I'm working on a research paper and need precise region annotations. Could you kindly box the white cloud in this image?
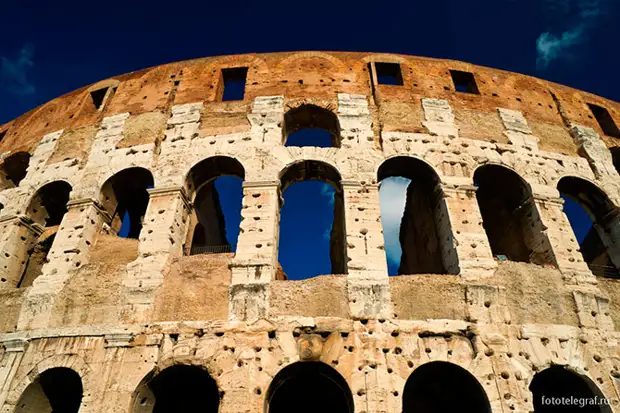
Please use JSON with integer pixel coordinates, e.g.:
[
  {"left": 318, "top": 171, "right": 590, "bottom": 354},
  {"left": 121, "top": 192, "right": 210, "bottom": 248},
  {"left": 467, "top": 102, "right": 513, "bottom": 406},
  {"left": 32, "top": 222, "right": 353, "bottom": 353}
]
[
  {"left": 535, "top": 0, "right": 605, "bottom": 69},
  {"left": 0, "top": 44, "right": 35, "bottom": 97},
  {"left": 379, "top": 177, "right": 410, "bottom": 268},
  {"left": 320, "top": 182, "right": 335, "bottom": 206}
]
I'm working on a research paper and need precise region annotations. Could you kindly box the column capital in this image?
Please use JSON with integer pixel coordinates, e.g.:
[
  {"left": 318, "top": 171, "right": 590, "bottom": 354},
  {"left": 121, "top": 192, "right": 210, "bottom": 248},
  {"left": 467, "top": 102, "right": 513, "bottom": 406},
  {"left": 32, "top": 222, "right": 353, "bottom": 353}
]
[
  {"left": 440, "top": 183, "right": 478, "bottom": 195},
  {"left": 0, "top": 214, "right": 44, "bottom": 235},
  {"left": 147, "top": 186, "right": 191, "bottom": 209},
  {"left": 1, "top": 338, "right": 28, "bottom": 353},
  {"left": 341, "top": 180, "right": 379, "bottom": 189},
  {"left": 67, "top": 198, "right": 112, "bottom": 223},
  {"left": 242, "top": 180, "right": 280, "bottom": 189},
  {"left": 531, "top": 194, "right": 565, "bottom": 207}
]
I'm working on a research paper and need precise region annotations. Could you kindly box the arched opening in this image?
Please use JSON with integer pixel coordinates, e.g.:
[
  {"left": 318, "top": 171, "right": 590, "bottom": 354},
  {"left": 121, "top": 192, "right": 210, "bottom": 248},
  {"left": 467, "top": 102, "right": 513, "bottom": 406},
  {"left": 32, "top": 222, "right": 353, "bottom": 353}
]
[
  {"left": 19, "top": 181, "right": 72, "bottom": 287},
  {"left": 184, "top": 156, "right": 244, "bottom": 255},
  {"left": 100, "top": 168, "right": 154, "bottom": 239},
  {"left": 15, "top": 367, "right": 83, "bottom": 413},
  {"left": 530, "top": 366, "right": 611, "bottom": 413},
  {"left": 474, "top": 165, "right": 555, "bottom": 265},
  {"left": 283, "top": 104, "right": 341, "bottom": 148},
  {"left": 610, "top": 147, "right": 620, "bottom": 176},
  {"left": 279, "top": 160, "right": 346, "bottom": 279},
  {"left": 378, "top": 157, "right": 455, "bottom": 275},
  {"left": 403, "top": 361, "right": 490, "bottom": 413},
  {"left": 0, "top": 151, "right": 30, "bottom": 189},
  {"left": 266, "top": 362, "right": 354, "bottom": 413},
  {"left": 132, "top": 365, "right": 220, "bottom": 413},
  {"left": 558, "top": 177, "right": 620, "bottom": 277}
]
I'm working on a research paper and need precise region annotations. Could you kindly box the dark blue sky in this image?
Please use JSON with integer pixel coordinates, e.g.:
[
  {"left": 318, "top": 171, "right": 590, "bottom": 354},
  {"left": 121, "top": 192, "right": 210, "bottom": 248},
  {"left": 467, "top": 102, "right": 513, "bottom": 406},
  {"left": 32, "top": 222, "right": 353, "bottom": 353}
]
[{"left": 2, "top": 0, "right": 618, "bottom": 278}]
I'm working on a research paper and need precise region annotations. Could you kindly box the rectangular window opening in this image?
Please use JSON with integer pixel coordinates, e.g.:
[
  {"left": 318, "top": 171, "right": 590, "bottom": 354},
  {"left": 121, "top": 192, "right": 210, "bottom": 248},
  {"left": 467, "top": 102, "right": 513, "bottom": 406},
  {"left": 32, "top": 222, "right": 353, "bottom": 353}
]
[
  {"left": 588, "top": 103, "right": 620, "bottom": 138},
  {"left": 90, "top": 87, "right": 109, "bottom": 110},
  {"left": 450, "top": 70, "right": 479, "bottom": 94},
  {"left": 375, "top": 62, "right": 403, "bottom": 86},
  {"left": 0, "top": 130, "right": 6, "bottom": 143},
  {"left": 221, "top": 67, "right": 248, "bottom": 101}
]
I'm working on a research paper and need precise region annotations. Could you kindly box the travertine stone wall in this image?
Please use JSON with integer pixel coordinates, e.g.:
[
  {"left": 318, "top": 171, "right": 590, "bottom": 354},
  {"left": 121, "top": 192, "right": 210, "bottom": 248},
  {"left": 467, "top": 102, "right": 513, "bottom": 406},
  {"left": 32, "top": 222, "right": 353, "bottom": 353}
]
[{"left": 0, "top": 51, "right": 619, "bottom": 412}]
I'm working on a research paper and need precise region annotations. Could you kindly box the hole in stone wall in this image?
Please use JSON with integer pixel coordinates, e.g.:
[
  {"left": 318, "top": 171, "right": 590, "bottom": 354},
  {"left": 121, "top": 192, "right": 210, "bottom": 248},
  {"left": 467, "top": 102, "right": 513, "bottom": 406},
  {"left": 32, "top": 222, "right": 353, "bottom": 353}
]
[
  {"left": 0, "top": 129, "right": 6, "bottom": 143},
  {"left": 450, "top": 70, "right": 480, "bottom": 94},
  {"left": 559, "top": 177, "right": 620, "bottom": 278},
  {"left": 185, "top": 156, "right": 244, "bottom": 256},
  {"left": 378, "top": 157, "right": 456, "bottom": 275},
  {"left": 221, "top": 67, "right": 248, "bottom": 101},
  {"left": 375, "top": 62, "right": 404, "bottom": 86},
  {"left": 611, "top": 148, "right": 620, "bottom": 175},
  {"left": 588, "top": 103, "right": 620, "bottom": 138},
  {"left": 15, "top": 367, "right": 83, "bottom": 413},
  {"left": 135, "top": 365, "right": 220, "bottom": 413},
  {"left": 530, "top": 366, "right": 611, "bottom": 413},
  {"left": 28, "top": 181, "right": 72, "bottom": 227},
  {"left": 266, "top": 362, "right": 354, "bottom": 413},
  {"left": 402, "top": 361, "right": 491, "bottom": 413},
  {"left": 279, "top": 160, "right": 346, "bottom": 279},
  {"left": 90, "top": 87, "right": 109, "bottom": 110},
  {"left": 1, "top": 151, "right": 30, "bottom": 187},
  {"left": 283, "top": 104, "right": 341, "bottom": 148},
  {"left": 474, "top": 165, "right": 555, "bottom": 266},
  {"left": 100, "top": 168, "right": 154, "bottom": 239}
]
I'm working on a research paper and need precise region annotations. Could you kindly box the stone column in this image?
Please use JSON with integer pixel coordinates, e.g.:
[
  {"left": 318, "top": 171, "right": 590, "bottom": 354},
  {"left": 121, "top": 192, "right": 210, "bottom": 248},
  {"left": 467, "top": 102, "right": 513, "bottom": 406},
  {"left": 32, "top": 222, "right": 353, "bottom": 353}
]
[
  {"left": 342, "top": 181, "right": 392, "bottom": 319},
  {"left": 0, "top": 339, "right": 27, "bottom": 411},
  {"left": 122, "top": 186, "right": 190, "bottom": 323},
  {"left": 337, "top": 93, "right": 375, "bottom": 150},
  {"left": 248, "top": 96, "right": 284, "bottom": 145},
  {"left": 0, "top": 216, "right": 42, "bottom": 289},
  {"left": 17, "top": 198, "right": 109, "bottom": 329},
  {"left": 229, "top": 181, "right": 280, "bottom": 322},
  {"left": 441, "top": 184, "right": 497, "bottom": 280}
]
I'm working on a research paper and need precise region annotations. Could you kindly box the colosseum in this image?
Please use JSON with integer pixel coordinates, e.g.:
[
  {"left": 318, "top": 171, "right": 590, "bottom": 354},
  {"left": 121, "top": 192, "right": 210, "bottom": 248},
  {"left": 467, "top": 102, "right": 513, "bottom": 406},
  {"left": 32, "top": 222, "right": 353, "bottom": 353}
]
[{"left": 0, "top": 51, "right": 619, "bottom": 412}]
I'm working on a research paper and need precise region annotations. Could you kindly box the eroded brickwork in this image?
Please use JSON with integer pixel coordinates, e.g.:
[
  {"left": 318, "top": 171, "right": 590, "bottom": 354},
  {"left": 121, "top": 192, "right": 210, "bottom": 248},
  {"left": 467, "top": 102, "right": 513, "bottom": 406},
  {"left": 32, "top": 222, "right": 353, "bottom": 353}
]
[{"left": 0, "top": 51, "right": 619, "bottom": 412}]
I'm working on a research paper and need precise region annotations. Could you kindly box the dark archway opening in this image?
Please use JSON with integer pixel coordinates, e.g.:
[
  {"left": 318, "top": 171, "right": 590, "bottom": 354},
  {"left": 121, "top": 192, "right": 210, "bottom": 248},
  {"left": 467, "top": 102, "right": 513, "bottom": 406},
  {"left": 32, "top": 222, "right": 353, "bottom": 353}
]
[
  {"left": 530, "top": 366, "right": 611, "bottom": 413},
  {"left": 378, "top": 157, "right": 455, "bottom": 275},
  {"left": 145, "top": 365, "right": 220, "bottom": 413},
  {"left": 474, "top": 165, "right": 555, "bottom": 265},
  {"left": 403, "top": 361, "right": 490, "bottom": 413},
  {"left": 284, "top": 104, "right": 341, "bottom": 148},
  {"left": 101, "top": 168, "right": 154, "bottom": 239},
  {"left": 279, "top": 161, "right": 346, "bottom": 279},
  {"left": 266, "top": 362, "right": 354, "bottom": 413},
  {"left": 185, "top": 156, "right": 244, "bottom": 255},
  {"left": 610, "top": 147, "right": 620, "bottom": 176},
  {"left": 1, "top": 151, "right": 30, "bottom": 189},
  {"left": 15, "top": 367, "right": 83, "bottom": 413},
  {"left": 558, "top": 177, "right": 620, "bottom": 278}
]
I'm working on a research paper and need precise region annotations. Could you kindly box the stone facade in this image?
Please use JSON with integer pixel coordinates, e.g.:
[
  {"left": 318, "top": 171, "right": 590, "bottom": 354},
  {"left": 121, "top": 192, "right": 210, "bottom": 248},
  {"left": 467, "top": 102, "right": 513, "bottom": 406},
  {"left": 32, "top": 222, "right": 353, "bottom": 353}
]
[{"left": 0, "top": 51, "right": 619, "bottom": 412}]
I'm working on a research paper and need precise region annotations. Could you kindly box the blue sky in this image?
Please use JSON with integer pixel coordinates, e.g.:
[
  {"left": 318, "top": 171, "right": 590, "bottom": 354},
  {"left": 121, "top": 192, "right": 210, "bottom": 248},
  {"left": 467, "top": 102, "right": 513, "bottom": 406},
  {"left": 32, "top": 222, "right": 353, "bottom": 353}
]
[{"left": 1, "top": 0, "right": 618, "bottom": 278}]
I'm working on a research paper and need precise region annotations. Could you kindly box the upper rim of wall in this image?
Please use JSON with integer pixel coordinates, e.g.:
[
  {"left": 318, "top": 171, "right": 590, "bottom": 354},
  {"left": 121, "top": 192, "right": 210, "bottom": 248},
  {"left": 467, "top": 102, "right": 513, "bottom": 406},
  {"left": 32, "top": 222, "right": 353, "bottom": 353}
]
[{"left": 0, "top": 50, "right": 618, "bottom": 156}]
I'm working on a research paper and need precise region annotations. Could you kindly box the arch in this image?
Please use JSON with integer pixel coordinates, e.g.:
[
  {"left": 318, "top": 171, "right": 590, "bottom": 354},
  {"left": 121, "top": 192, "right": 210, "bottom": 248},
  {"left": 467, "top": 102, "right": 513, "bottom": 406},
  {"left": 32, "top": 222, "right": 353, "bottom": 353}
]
[
  {"left": 377, "top": 156, "right": 457, "bottom": 275},
  {"left": 1, "top": 151, "right": 31, "bottom": 188},
  {"left": 529, "top": 365, "right": 611, "bottom": 413},
  {"left": 558, "top": 176, "right": 620, "bottom": 277},
  {"left": 100, "top": 167, "right": 154, "bottom": 239},
  {"left": 474, "top": 164, "right": 556, "bottom": 265},
  {"left": 131, "top": 365, "right": 220, "bottom": 413},
  {"left": 14, "top": 367, "right": 83, "bottom": 413},
  {"left": 278, "top": 160, "right": 347, "bottom": 278},
  {"left": 283, "top": 104, "right": 341, "bottom": 148},
  {"left": 610, "top": 147, "right": 620, "bottom": 175},
  {"left": 402, "top": 361, "right": 491, "bottom": 413},
  {"left": 27, "top": 181, "right": 73, "bottom": 227},
  {"left": 265, "top": 361, "right": 354, "bottom": 413},
  {"left": 184, "top": 156, "right": 245, "bottom": 255}
]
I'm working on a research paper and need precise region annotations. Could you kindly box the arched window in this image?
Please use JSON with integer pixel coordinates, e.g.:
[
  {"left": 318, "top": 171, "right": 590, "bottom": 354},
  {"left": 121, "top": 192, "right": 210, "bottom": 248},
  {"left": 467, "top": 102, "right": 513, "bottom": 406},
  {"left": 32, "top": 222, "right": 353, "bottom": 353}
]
[
  {"left": 283, "top": 104, "right": 341, "bottom": 148},
  {"left": 474, "top": 165, "right": 555, "bottom": 265},
  {"left": 610, "top": 147, "right": 620, "bottom": 176},
  {"left": 530, "top": 366, "right": 611, "bottom": 413},
  {"left": 185, "top": 156, "right": 244, "bottom": 255},
  {"left": 0, "top": 151, "right": 30, "bottom": 189},
  {"left": 132, "top": 365, "right": 219, "bottom": 413},
  {"left": 558, "top": 177, "right": 620, "bottom": 277},
  {"left": 279, "top": 160, "right": 346, "bottom": 279},
  {"left": 266, "top": 362, "right": 354, "bottom": 413},
  {"left": 403, "top": 361, "right": 490, "bottom": 413},
  {"left": 100, "top": 168, "right": 154, "bottom": 239},
  {"left": 19, "top": 181, "right": 72, "bottom": 287},
  {"left": 15, "top": 367, "right": 83, "bottom": 413},
  {"left": 378, "top": 157, "right": 456, "bottom": 275}
]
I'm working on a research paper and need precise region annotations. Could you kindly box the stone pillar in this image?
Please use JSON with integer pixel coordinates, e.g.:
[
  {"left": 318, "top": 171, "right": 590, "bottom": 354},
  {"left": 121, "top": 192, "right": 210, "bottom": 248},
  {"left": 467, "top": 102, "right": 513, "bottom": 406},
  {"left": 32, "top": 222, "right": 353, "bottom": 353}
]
[
  {"left": 0, "top": 216, "right": 42, "bottom": 289},
  {"left": 342, "top": 181, "right": 392, "bottom": 319},
  {"left": 122, "top": 186, "right": 190, "bottom": 323},
  {"left": 441, "top": 184, "right": 497, "bottom": 280},
  {"left": 531, "top": 193, "right": 595, "bottom": 284},
  {"left": 421, "top": 98, "right": 458, "bottom": 138},
  {"left": 337, "top": 94, "right": 375, "bottom": 150},
  {"left": 0, "top": 339, "right": 27, "bottom": 410},
  {"left": 229, "top": 181, "right": 280, "bottom": 322},
  {"left": 248, "top": 96, "right": 284, "bottom": 145},
  {"left": 497, "top": 108, "right": 539, "bottom": 151},
  {"left": 17, "top": 198, "right": 109, "bottom": 329}
]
